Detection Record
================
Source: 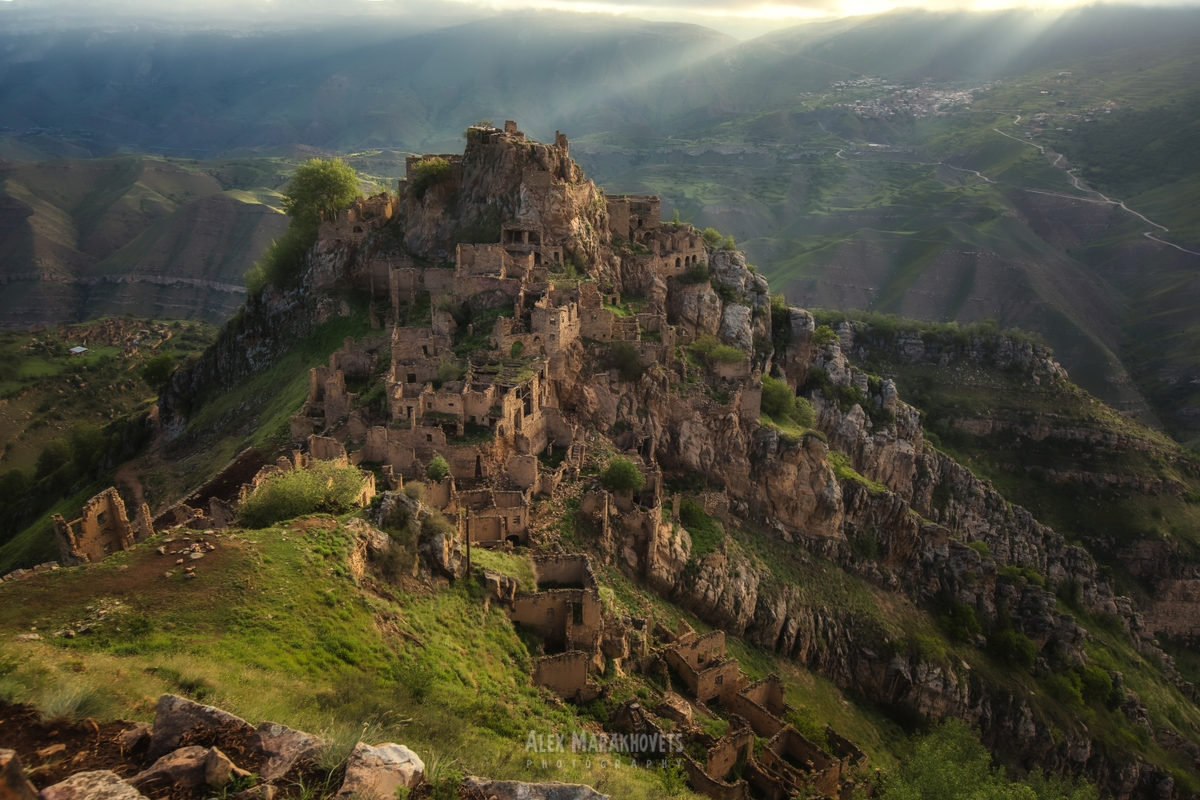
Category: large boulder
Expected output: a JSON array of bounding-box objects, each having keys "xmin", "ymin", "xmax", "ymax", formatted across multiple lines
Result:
[
  {"xmin": 252, "ymin": 722, "xmax": 323, "ymax": 782},
  {"xmin": 147, "ymin": 694, "xmax": 253, "ymax": 759},
  {"xmin": 1, "ymin": 749, "xmax": 38, "ymax": 800},
  {"xmin": 463, "ymin": 777, "xmax": 610, "ymax": 800},
  {"xmin": 336, "ymin": 743, "xmax": 424, "ymax": 799},
  {"xmin": 38, "ymin": 771, "xmax": 144, "ymax": 800}
]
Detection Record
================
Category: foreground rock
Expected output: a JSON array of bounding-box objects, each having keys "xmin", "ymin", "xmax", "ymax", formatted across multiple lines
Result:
[
  {"xmin": 38, "ymin": 771, "xmax": 144, "ymax": 800},
  {"xmin": 251, "ymin": 721, "xmax": 323, "ymax": 782},
  {"xmin": 464, "ymin": 777, "xmax": 610, "ymax": 800},
  {"xmin": 336, "ymin": 743, "xmax": 424, "ymax": 799},
  {"xmin": 1, "ymin": 749, "xmax": 38, "ymax": 800},
  {"xmin": 147, "ymin": 694, "xmax": 254, "ymax": 759},
  {"xmin": 130, "ymin": 746, "xmax": 209, "ymax": 789}
]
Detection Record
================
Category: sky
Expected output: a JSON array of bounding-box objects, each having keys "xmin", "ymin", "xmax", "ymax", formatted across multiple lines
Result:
[{"xmin": 2, "ymin": 0, "xmax": 1199, "ymax": 39}]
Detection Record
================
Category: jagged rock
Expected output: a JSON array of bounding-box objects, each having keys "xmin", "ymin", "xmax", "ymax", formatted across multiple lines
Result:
[
  {"xmin": 40, "ymin": 771, "xmax": 144, "ymax": 800},
  {"xmin": 719, "ymin": 304, "xmax": 753, "ymax": 352},
  {"xmin": 251, "ymin": 721, "xmax": 323, "ymax": 782},
  {"xmin": 117, "ymin": 722, "xmax": 152, "ymax": 752},
  {"xmin": 668, "ymin": 283, "xmax": 722, "ymax": 340},
  {"xmin": 205, "ymin": 747, "xmax": 243, "ymax": 788},
  {"xmin": 130, "ymin": 746, "xmax": 209, "ymax": 789},
  {"xmin": 335, "ymin": 743, "xmax": 424, "ymax": 799},
  {"xmin": 345, "ymin": 518, "xmax": 390, "ymax": 558},
  {"xmin": 147, "ymin": 694, "xmax": 254, "ymax": 759},
  {"xmin": 1, "ymin": 749, "xmax": 38, "ymax": 800},
  {"xmin": 463, "ymin": 777, "xmax": 609, "ymax": 800}
]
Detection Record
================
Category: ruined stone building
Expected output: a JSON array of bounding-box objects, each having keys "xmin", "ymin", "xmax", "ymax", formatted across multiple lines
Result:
[{"xmin": 53, "ymin": 487, "xmax": 154, "ymax": 566}]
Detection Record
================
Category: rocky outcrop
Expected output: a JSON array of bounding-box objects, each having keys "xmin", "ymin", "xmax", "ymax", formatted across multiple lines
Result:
[{"xmin": 335, "ymin": 743, "xmax": 424, "ymax": 799}]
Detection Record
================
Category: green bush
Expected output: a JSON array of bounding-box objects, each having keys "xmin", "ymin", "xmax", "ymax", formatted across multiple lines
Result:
[
  {"xmin": 938, "ymin": 601, "xmax": 982, "ymax": 644},
  {"xmin": 678, "ymin": 262, "xmax": 711, "ymax": 285},
  {"xmin": 510, "ymin": 341, "xmax": 524, "ymax": 358},
  {"xmin": 140, "ymin": 353, "xmax": 175, "ymax": 391},
  {"xmin": 1079, "ymin": 665, "xmax": 1114, "ymax": 706},
  {"xmin": 606, "ymin": 341, "xmax": 644, "ymax": 382},
  {"xmin": 761, "ymin": 375, "xmax": 814, "ymax": 428},
  {"xmin": 986, "ymin": 628, "xmax": 1037, "ymax": 669},
  {"xmin": 238, "ymin": 461, "xmax": 366, "ymax": 528},
  {"xmin": 601, "ymin": 457, "xmax": 645, "ymax": 493},
  {"xmin": 690, "ymin": 334, "xmax": 744, "ymax": 366},
  {"xmin": 701, "ymin": 227, "xmax": 723, "ymax": 247},
  {"xmin": 244, "ymin": 229, "xmax": 311, "ymax": 293},
  {"xmin": 409, "ymin": 157, "xmax": 453, "ymax": 199},
  {"xmin": 426, "ymin": 455, "xmax": 451, "ymax": 483},
  {"xmin": 812, "ymin": 325, "xmax": 839, "ymax": 347},
  {"xmin": 880, "ymin": 719, "xmax": 1097, "ymax": 800}
]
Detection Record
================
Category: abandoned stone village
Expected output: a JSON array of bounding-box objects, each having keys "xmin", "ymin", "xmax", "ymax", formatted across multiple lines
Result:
[{"xmin": 6, "ymin": 118, "xmax": 1160, "ymax": 799}]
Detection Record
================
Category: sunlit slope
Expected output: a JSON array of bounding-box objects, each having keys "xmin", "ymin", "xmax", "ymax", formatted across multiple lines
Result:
[{"xmin": 0, "ymin": 157, "xmax": 289, "ymax": 325}]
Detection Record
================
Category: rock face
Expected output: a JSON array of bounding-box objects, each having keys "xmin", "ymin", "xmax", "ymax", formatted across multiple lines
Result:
[
  {"xmin": 336, "ymin": 743, "xmax": 425, "ymax": 799},
  {"xmin": 463, "ymin": 777, "xmax": 610, "ymax": 800},
  {"xmin": 38, "ymin": 771, "xmax": 144, "ymax": 800}
]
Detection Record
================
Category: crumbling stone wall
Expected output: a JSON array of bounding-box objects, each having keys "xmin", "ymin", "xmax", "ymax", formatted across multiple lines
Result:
[{"xmin": 53, "ymin": 488, "xmax": 152, "ymax": 566}]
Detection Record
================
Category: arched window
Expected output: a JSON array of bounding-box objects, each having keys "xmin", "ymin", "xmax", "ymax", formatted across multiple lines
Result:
[{"xmin": 675, "ymin": 257, "xmax": 681, "ymax": 269}]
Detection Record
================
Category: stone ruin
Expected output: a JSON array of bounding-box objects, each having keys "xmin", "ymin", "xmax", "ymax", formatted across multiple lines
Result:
[{"xmin": 52, "ymin": 487, "xmax": 154, "ymax": 567}]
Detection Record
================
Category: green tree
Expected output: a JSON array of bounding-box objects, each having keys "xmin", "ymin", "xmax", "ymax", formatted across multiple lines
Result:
[
  {"xmin": 761, "ymin": 375, "xmax": 797, "ymax": 419},
  {"xmin": 882, "ymin": 720, "xmax": 1096, "ymax": 800},
  {"xmin": 140, "ymin": 353, "xmax": 175, "ymax": 391},
  {"xmin": 35, "ymin": 439, "xmax": 73, "ymax": 479},
  {"xmin": 70, "ymin": 423, "xmax": 107, "ymax": 476},
  {"xmin": 606, "ymin": 341, "xmax": 644, "ymax": 382},
  {"xmin": 426, "ymin": 455, "xmax": 451, "ymax": 483},
  {"xmin": 601, "ymin": 457, "xmax": 645, "ymax": 494},
  {"xmin": 701, "ymin": 227, "xmax": 723, "ymax": 247},
  {"xmin": 280, "ymin": 158, "xmax": 361, "ymax": 240},
  {"xmin": 246, "ymin": 158, "xmax": 361, "ymax": 294}
]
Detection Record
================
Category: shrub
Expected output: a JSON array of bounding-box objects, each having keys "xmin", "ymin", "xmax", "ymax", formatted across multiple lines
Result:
[
  {"xmin": 244, "ymin": 227, "xmax": 312, "ymax": 293},
  {"xmin": 690, "ymin": 334, "xmax": 744, "ymax": 366},
  {"xmin": 761, "ymin": 375, "xmax": 795, "ymax": 418},
  {"xmin": 938, "ymin": 601, "xmax": 982, "ymax": 644},
  {"xmin": 678, "ymin": 262, "xmax": 711, "ymax": 285},
  {"xmin": 409, "ymin": 157, "xmax": 453, "ymax": 199},
  {"xmin": 237, "ymin": 461, "xmax": 366, "ymax": 528},
  {"xmin": 967, "ymin": 540, "xmax": 990, "ymax": 558},
  {"xmin": 792, "ymin": 396, "xmax": 816, "ymax": 428},
  {"xmin": 879, "ymin": 719, "xmax": 1098, "ymax": 800},
  {"xmin": 403, "ymin": 482, "xmax": 426, "ymax": 503},
  {"xmin": 140, "ymin": 353, "xmax": 175, "ymax": 391},
  {"xmin": 606, "ymin": 341, "xmax": 644, "ymax": 382},
  {"xmin": 426, "ymin": 455, "xmax": 451, "ymax": 483},
  {"xmin": 812, "ymin": 325, "xmax": 839, "ymax": 347},
  {"xmin": 36, "ymin": 438, "xmax": 72, "ymax": 479},
  {"xmin": 720, "ymin": 235, "xmax": 736, "ymax": 251},
  {"xmin": 510, "ymin": 341, "xmax": 524, "ymax": 358},
  {"xmin": 1079, "ymin": 665, "xmax": 1114, "ymax": 706},
  {"xmin": 601, "ymin": 457, "xmax": 645, "ymax": 493},
  {"xmin": 701, "ymin": 227, "xmax": 723, "ymax": 247},
  {"xmin": 986, "ymin": 628, "xmax": 1036, "ymax": 669}
]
